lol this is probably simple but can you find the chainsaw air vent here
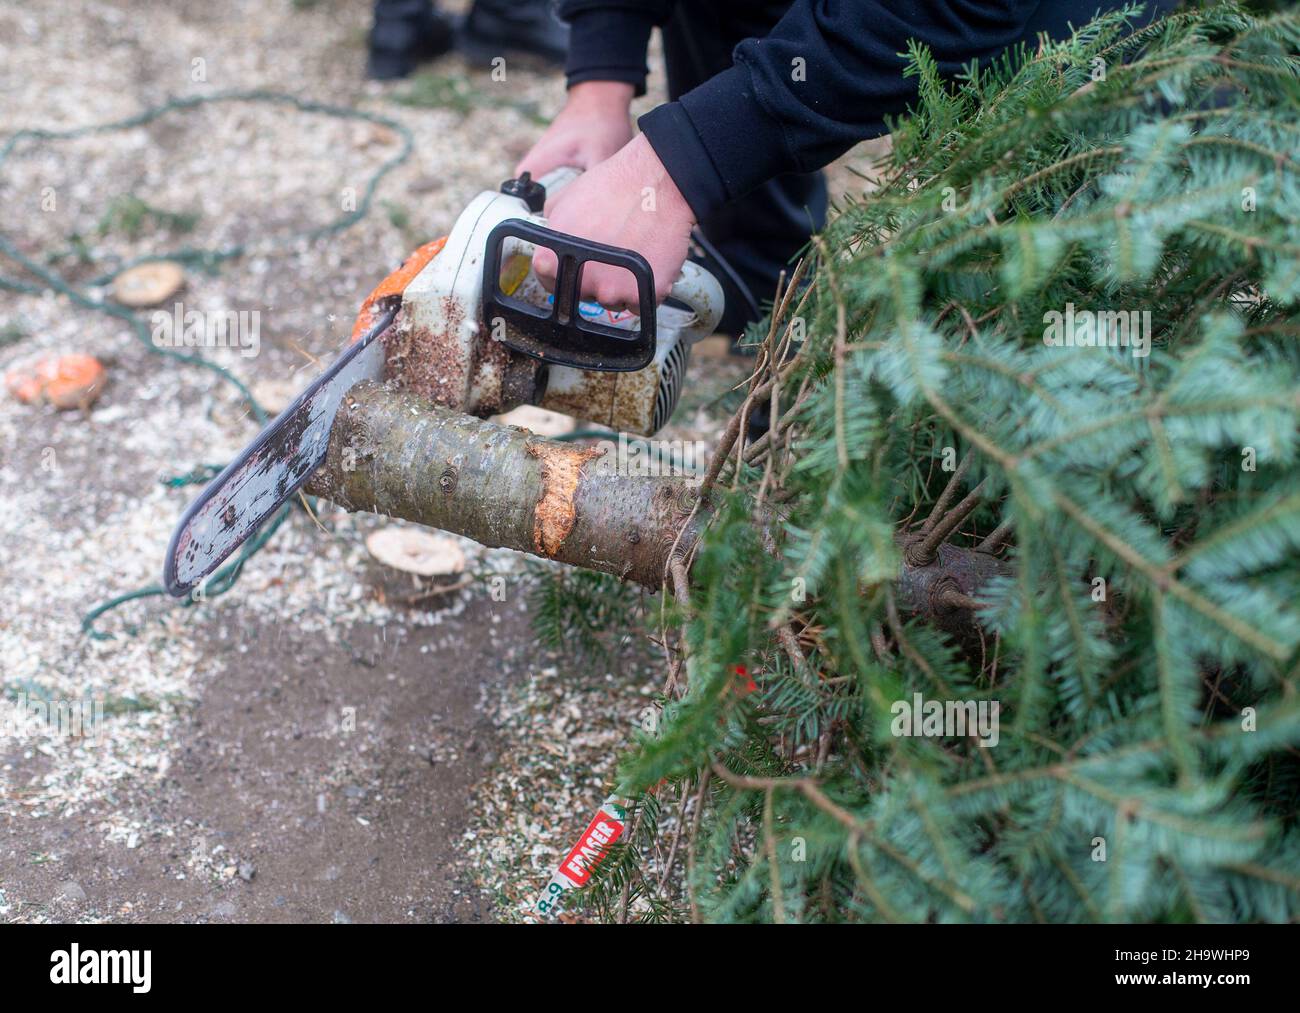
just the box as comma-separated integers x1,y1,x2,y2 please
652,340,689,435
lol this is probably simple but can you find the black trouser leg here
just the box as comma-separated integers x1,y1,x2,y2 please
660,1,826,317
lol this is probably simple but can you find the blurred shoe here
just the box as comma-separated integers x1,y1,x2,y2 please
367,0,455,81
459,0,569,65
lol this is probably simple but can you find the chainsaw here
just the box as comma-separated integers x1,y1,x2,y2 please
162,167,725,598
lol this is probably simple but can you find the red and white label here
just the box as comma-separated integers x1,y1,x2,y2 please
557,811,625,887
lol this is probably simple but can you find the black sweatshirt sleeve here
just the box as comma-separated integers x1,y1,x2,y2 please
558,0,675,97
640,1,1049,221
558,1,1049,221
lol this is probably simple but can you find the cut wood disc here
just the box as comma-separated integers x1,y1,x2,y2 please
4,353,107,410
365,527,466,577
493,404,576,437
112,260,185,307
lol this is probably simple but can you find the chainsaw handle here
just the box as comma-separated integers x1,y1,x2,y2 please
537,166,582,195
484,218,658,371
533,166,724,347
665,261,725,346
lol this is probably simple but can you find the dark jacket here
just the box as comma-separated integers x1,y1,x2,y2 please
557,1,1170,222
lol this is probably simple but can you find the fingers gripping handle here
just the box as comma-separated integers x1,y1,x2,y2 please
506,172,728,361
484,218,658,371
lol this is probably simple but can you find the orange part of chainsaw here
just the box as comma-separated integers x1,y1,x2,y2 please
349,236,447,342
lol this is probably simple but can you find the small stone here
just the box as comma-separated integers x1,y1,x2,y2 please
331,910,353,924
238,861,256,882
251,377,307,416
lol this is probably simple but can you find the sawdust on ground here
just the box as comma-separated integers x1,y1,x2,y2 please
0,0,880,923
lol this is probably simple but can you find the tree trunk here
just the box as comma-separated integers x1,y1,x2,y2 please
305,382,705,588
305,382,1011,619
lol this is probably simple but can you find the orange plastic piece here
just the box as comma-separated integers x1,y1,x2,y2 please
350,236,447,341
5,353,107,410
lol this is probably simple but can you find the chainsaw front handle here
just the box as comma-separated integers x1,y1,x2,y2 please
533,166,725,348
485,218,658,371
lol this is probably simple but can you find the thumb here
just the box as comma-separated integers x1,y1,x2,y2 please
514,153,547,178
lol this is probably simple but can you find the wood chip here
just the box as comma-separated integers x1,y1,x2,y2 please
494,405,577,437
690,334,736,360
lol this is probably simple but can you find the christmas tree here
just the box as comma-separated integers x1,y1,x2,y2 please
568,2,1300,923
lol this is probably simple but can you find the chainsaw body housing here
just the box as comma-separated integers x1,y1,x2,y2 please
392,173,721,436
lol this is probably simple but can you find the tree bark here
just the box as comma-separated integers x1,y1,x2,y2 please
305,382,705,588
306,382,1012,620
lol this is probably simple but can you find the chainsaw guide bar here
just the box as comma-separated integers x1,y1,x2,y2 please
163,303,399,598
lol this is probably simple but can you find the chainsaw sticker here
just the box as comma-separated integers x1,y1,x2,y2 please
541,292,638,326
578,301,637,325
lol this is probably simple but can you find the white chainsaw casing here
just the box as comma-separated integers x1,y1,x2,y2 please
539,318,693,436
396,180,721,435
397,188,538,416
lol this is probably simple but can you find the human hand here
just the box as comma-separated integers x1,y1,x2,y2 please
532,132,696,308
515,81,635,177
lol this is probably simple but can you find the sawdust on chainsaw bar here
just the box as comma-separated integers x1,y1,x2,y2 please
0,0,880,923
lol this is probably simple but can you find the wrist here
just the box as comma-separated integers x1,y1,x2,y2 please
624,133,695,226
566,81,635,114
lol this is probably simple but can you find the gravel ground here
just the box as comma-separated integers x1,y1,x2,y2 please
0,0,877,923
